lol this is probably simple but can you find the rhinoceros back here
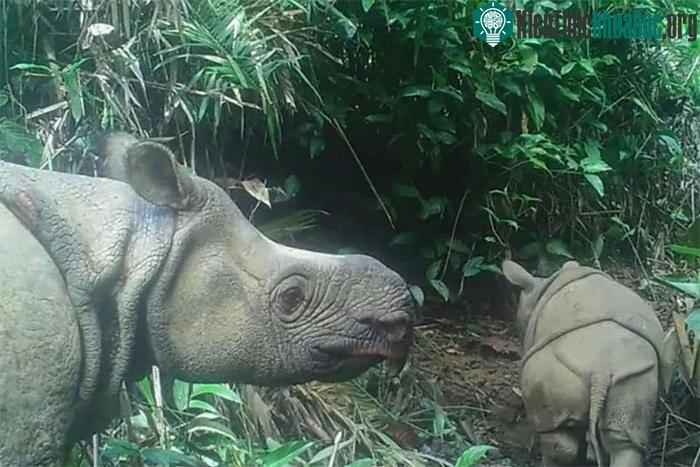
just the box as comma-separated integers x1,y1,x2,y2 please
0,202,82,465
522,268,664,367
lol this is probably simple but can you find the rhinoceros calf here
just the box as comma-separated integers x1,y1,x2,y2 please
0,133,415,466
502,260,664,467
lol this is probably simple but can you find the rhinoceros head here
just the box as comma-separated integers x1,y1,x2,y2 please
104,134,415,386
501,259,580,333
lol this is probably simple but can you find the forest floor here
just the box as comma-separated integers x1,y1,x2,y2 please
408,265,698,467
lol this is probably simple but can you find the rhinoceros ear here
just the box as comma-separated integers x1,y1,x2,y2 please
502,260,536,292
125,141,195,210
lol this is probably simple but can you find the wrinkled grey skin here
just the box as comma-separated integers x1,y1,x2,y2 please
502,260,664,467
0,132,415,466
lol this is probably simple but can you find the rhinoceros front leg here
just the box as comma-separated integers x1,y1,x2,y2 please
538,429,583,466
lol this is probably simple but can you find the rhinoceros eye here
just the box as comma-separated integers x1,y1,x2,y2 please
280,287,304,312
273,275,308,320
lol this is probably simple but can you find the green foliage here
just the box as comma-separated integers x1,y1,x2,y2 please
92,377,317,466
659,243,700,332
454,445,493,467
1,0,698,301
63,365,493,466
656,242,700,401
0,119,43,167
301,0,699,297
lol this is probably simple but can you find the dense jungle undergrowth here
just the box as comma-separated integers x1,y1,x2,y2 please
1,0,700,465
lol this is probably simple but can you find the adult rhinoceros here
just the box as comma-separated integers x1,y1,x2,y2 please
0,132,415,466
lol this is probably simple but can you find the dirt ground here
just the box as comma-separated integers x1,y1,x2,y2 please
409,267,699,467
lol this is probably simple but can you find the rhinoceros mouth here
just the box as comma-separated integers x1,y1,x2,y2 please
314,337,411,378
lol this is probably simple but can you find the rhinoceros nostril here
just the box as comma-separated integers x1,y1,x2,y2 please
359,311,412,343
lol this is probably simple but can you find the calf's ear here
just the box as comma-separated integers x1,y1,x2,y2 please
501,260,536,292
125,141,195,210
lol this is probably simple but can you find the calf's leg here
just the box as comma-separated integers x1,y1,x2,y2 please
539,429,583,466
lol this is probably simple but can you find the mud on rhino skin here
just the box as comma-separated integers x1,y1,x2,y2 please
502,259,665,467
0,132,416,466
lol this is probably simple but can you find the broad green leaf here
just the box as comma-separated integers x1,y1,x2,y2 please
584,174,605,197
556,85,580,102
136,377,156,409
172,379,190,412
578,58,595,74
62,68,84,123
668,244,700,258
191,383,242,404
428,97,445,115
140,448,200,466
580,158,612,174
0,120,43,167
261,440,314,467
475,89,507,116
10,63,53,73
362,0,375,12
447,238,471,254
436,86,464,102
481,264,502,274
526,88,545,130
592,234,605,258
430,115,456,133
499,77,522,96
518,241,542,259
561,62,576,75
583,139,601,159
419,196,447,220
430,279,450,302
659,134,683,156
448,62,473,77
426,260,442,281
307,440,353,464
100,439,140,462
128,413,151,430
346,460,375,467
365,113,392,123
455,445,494,467
187,418,238,441
526,154,550,173
392,183,421,198
187,399,219,414
687,308,700,335
500,218,520,230
520,46,538,70
546,239,574,259
284,175,301,199
409,284,425,307
655,277,700,298
309,136,325,158
682,219,700,248
536,63,560,78
332,8,357,39
463,256,485,277
630,97,661,123
590,120,608,132
390,232,417,246
402,85,431,98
